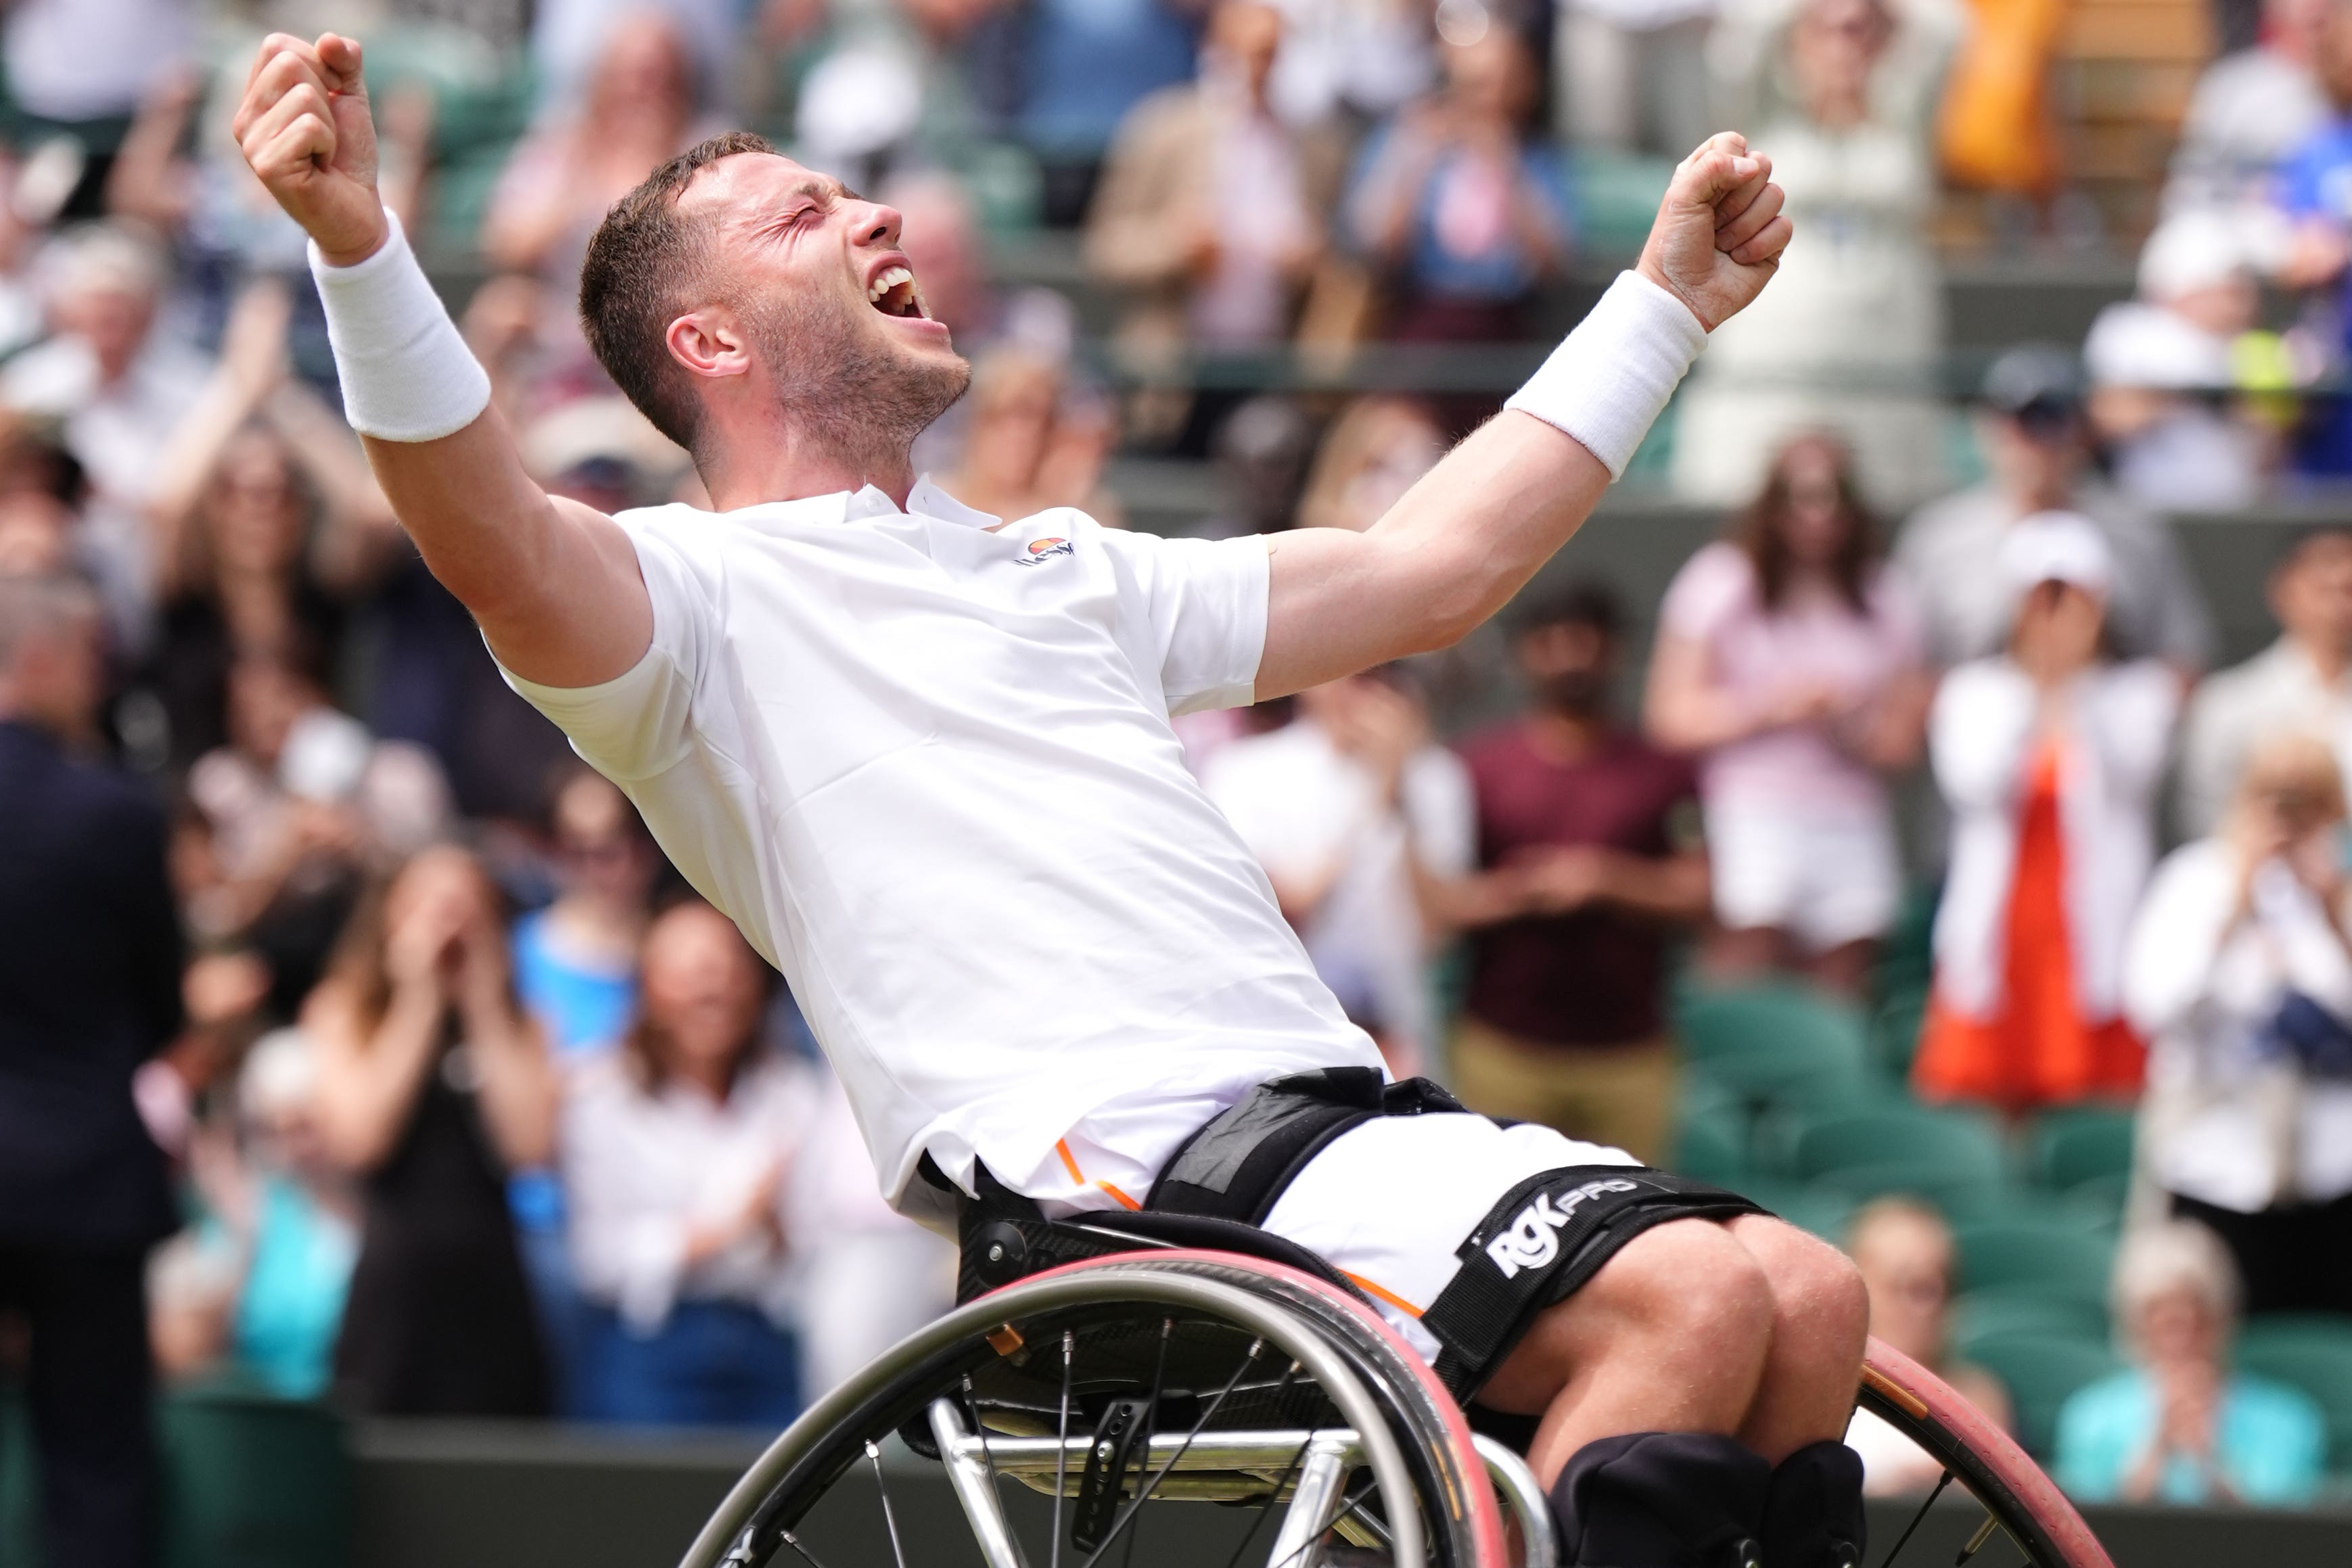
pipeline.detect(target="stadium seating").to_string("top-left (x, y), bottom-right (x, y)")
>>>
top-left (1954, 1218), bottom-right (2118, 1314)
top-left (2026, 1107), bottom-right (2138, 1195)
top-left (1674, 983), bottom-right (1877, 1109)
top-left (1952, 1293), bottom-right (2111, 1353)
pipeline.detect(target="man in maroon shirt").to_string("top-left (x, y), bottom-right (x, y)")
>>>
top-left (1441, 580), bottom-right (1709, 1163)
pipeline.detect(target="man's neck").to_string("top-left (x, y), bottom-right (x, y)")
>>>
top-left (2293, 632), bottom-right (2352, 686)
top-left (1523, 705), bottom-right (1610, 762)
top-left (700, 421), bottom-right (919, 512)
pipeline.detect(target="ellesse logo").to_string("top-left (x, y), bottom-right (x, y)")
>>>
top-left (1016, 536), bottom-right (1074, 566)
top-left (1483, 1178), bottom-right (1641, 1278)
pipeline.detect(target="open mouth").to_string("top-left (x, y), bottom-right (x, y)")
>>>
top-left (867, 264), bottom-right (928, 320)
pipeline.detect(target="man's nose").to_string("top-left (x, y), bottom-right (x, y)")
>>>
top-left (852, 200), bottom-right (903, 250)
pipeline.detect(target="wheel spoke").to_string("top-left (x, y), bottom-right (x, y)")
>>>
top-left (1122, 1318), bottom-right (1176, 1568)
top-left (1212, 1364), bottom-right (1307, 1568)
top-left (1953, 1511), bottom-right (2000, 1567)
top-left (1877, 1469), bottom-right (1953, 1568)
top-left (866, 1439), bottom-right (911, 1568)
top-left (1052, 1329), bottom-right (1076, 1568)
top-left (776, 1529), bottom-right (835, 1568)
top-left (1079, 1338), bottom-right (1267, 1568)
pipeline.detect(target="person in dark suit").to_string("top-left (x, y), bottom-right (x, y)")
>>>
top-left (0, 572), bottom-right (183, 1568)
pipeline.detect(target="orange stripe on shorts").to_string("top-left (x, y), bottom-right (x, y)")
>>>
top-left (1340, 1270), bottom-right (1424, 1318)
top-left (1055, 1138), bottom-right (1084, 1184)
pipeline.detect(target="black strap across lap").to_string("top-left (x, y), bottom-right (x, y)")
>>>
top-left (1145, 1067), bottom-right (1467, 1223)
top-left (936, 1073), bottom-right (1768, 1404)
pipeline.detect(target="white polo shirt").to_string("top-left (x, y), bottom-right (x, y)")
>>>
top-left (501, 480), bottom-right (1379, 1225)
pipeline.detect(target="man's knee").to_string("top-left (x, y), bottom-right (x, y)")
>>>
top-left (1596, 1218), bottom-right (1778, 1352)
top-left (1739, 1218), bottom-right (1870, 1357)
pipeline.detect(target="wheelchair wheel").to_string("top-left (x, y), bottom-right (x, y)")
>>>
top-left (679, 1251), bottom-right (2113, 1568)
top-left (1855, 1338), bottom-right (2114, 1568)
top-left (678, 1250), bottom-right (1525, 1568)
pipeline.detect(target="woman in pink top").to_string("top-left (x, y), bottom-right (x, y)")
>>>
top-left (1646, 434), bottom-right (1931, 996)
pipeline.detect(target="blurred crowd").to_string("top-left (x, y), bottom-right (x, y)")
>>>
top-left (14, 0), bottom-right (2352, 1559)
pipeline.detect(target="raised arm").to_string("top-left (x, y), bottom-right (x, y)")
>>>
top-left (1257, 135), bottom-right (1791, 699)
top-left (233, 32), bottom-right (651, 689)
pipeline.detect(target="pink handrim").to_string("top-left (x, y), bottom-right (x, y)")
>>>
top-left (988, 1248), bottom-right (1515, 1567)
top-left (1862, 1336), bottom-right (2114, 1568)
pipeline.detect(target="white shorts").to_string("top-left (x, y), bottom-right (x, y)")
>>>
top-left (1705, 799), bottom-right (1901, 954)
top-left (1258, 1114), bottom-right (1638, 1361)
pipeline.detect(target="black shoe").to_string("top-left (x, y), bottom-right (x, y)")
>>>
top-left (1761, 1441), bottom-right (1866, 1568)
top-left (1548, 1431), bottom-right (1772, 1568)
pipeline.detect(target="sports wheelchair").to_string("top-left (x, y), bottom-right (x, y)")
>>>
top-left (679, 1215), bottom-right (2112, 1568)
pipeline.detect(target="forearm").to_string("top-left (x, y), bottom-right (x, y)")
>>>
top-left (461, 993), bottom-right (557, 1169)
top-left (1592, 850), bottom-right (1711, 923)
top-left (314, 211), bottom-right (652, 685)
top-left (317, 984), bottom-right (444, 1170)
top-left (1259, 272), bottom-right (1703, 696)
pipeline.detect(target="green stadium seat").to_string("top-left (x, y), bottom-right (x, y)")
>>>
top-left (1952, 1292), bottom-right (2109, 1356)
top-left (2027, 1107), bottom-right (2138, 1194)
top-left (1668, 1107), bottom-right (1748, 1185)
top-left (1814, 1163), bottom-right (2007, 1222)
top-left (1732, 1178), bottom-right (1857, 1245)
top-left (1869, 986), bottom-right (1927, 1080)
top-left (2238, 1312), bottom-right (2352, 1358)
top-left (1954, 1218), bottom-right (2117, 1312)
top-left (2233, 1339), bottom-right (2352, 1471)
top-left (1962, 1331), bottom-right (2123, 1459)
top-left (1675, 984), bottom-right (1876, 1109)
top-left (1565, 151), bottom-right (1676, 254)
top-left (1780, 1103), bottom-right (2008, 1187)
top-left (159, 1385), bottom-right (350, 1568)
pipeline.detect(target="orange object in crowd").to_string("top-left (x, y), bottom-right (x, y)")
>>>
top-left (1936, 0), bottom-right (2065, 198)
top-left (1915, 743), bottom-right (2146, 1110)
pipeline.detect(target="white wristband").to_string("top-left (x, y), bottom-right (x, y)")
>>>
top-left (308, 210), bottom-right (492, 443)
top-left (1503, 271), bottom-right (1707, 481)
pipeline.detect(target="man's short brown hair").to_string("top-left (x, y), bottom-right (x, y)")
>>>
top-left (578, 131), bottom-right (775, 453)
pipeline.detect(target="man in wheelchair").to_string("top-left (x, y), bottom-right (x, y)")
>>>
top-left (236, 29), bottom-right (1866, 1567)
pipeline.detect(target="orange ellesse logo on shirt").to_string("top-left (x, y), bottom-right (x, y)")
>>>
top-left (1017, 536), bottom-right (1074, 566)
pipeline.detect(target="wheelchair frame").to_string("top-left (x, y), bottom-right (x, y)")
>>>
top-left (680, 1248), bottom-right (2115, 1568)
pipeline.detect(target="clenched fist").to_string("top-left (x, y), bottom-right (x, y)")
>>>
top-left (1636, 132), bottom-right (1793, 333)
top-left (233, 32), bottom-right (388, 267)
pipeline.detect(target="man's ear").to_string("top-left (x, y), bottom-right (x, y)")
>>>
top-left (666, 309), bottom-right (752, 382)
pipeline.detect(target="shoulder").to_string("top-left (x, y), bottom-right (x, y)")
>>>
top-left (2147, 837), bottom-right (2236, 902)
top-left (1937, 658), bottom-right (2025, 705)
top-left (2228, 1373), bottom-right (2327, 1432)
top-left (2097, 659), bottom-right (2186, 718)
top-left (1660, 541), bottom-right (1757, 632)
top-left (1615, 731), bottom-right (1699, 797)
top-left (1894, 487), bottom-right (1997, 563)
top-left (1456, 720), bottom-right (1529, 775)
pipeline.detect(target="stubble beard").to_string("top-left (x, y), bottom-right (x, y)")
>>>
top-left (748, 285), bottom-right (971, 476)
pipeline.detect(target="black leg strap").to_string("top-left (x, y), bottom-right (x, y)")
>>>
top-left (1550, 1431), bottom-right (1770, 1568)
top-left (1423, 1167), bottom-right (1766, 1401)
top-left (1761, 1441), bottom-right (1866, 1568)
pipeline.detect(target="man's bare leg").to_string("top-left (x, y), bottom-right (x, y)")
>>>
top-left (1479, 1218), bottom-right (1782, 1485)
top-left (1474, 1212), bottom-right (1869, 1565)
top-left (1727, 1214), bottom-right (1872, 1462)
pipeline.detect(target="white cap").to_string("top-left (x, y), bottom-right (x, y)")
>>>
top-left (2138, 211), bottom-right (2250, 301)
top-left (2002, 510), bottom-right (2113, 598)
